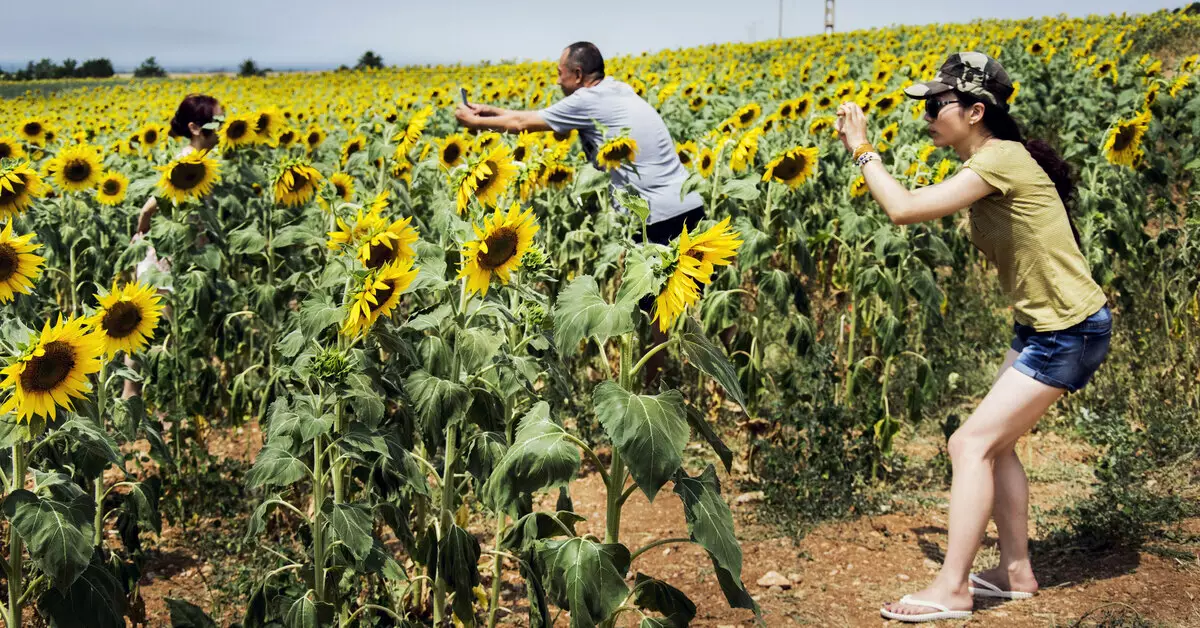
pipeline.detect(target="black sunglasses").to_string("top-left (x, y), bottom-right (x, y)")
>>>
top-left (924, 98), bottom-right (959, 119)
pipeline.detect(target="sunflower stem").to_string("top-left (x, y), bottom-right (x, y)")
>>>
top-left (94, 360), bottom-right (110, 547)
top-left (432, 421), bottom-right (459, 626)
top-left (8, 440), bottom-right (27, 628)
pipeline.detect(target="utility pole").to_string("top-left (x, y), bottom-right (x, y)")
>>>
top-left (824, 0), bottom-right (835, 35)
top-left (778, 0), bottom-right (783, 39)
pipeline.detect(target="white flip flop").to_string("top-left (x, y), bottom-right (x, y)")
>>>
top-left (880, 595), bottom-right (973, 622)
top-left (968, 573), bottom-right (1036, 600)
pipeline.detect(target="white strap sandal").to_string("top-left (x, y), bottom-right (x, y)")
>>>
top-left (880, 595), bottom-right (973, 622)
top-left (969, 573), bottom-right (1036, 600)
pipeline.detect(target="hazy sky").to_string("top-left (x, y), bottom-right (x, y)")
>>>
top-left (3, 0), bottom-right (1187, 70)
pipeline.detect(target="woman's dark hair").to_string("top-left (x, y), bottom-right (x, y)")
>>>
top-left (955, 91), bottom-right (1080, 245)
top-left (169, 93), bottom-right (219, 138)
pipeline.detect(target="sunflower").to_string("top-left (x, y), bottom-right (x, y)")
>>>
top-left (157, 149), bottom-right (220, 204)
top-left (220, 114), bottom-right (257, 148)
top-left (458, 202), bottom-right (539, 296)
top-left (676, 141), bottom-right (697, 169)
top-left (0, 222), bottom-right (45, 303)
top-left (88, 281), bottom-right (164, 357)
top-left (1027, 40), bottom-right (1049, 56)
top-left (878, 122), bottom-right (900, 152)
top-left (0, 316), bottom-right (103, 422)
top-left (327, 198), bottom-right (388, 252)
top-left (731, 102), bottom-right (761, 129)
top-left (933, 159), bottom-right (954, 184)
top-left (0, 161), bottom-right (48, 220)
top-left (512, 133), bottom-right (540, 163)
top-left (541, 163), bottom-right (574, 189)
top-left (815, 94), bottom-right (835, 110)
top-left (1169, 74), bottom-right (1191, 98)
top-left (456, 144), bottom-right (517, 214)
top-left (391, 158), bottom-right (413, 185)
top-left (342, 259), bottom-right (419, 337)
top-left (809, 116), bottom-right (836, 137)
top-left (95, 171), bottom-right (128, 206)
top-left (304, 125), bottom-right (327, 151)
top-left (139, 124), bottom-right (165, 150)
top-left (272, 158), bottom-right (323, 207)
top-left (392, 107), bottom-right (432, 157)
top-left (0, 136), bottom-right (26, 161)
top-left (46, 144), bottom-right (102, 193)
top-left (697, 146), bottom-right (717, 178)
top-left (473, 131), bottom-right (502, 153)
top-left (1103, 109), bottom-right (1151, 167)
top-left (253, 108), bottom-right (282, 143)
top-left (342, 135), bottom-right (367, 164)
top-left (438, 134), bottom-right (469, 169)
top-left (596, 136), bottom-right (639, 171)
top-left (652, 217), bottom-right (742, 332)
top-left (762, 146), bottom-right (820, 188)
top-left (850, 175), bottom-right (868, 198)
top-left (276, 128), bottom-right (298, 147)
top-left (688, 95), bottom-right (706, 111)
top-left (357, 214), bottom-right (419, 270)
top-left (1094, 59), bottom-right (1118, 84)
top-left (729, 128), bottom-right (762, 173)
top-left (873, 92), bottom-right (901, 117)
top-left (18, 118), bottom-right (47, 144)
top-left (324, 172), bottom-right (355, 204)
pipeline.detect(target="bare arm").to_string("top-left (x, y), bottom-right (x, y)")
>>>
top-left (859, 162), bottom-right (996, 225)
top-left (454, 103), bottom-right (551, 134)
top-left (136, 196), bottom-right (158, 235)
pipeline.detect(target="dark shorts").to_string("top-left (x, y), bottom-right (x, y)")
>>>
top-left (640, 206), bottom-right (706, 245)
top-left (1010, 305), bottom-right (1112, 393)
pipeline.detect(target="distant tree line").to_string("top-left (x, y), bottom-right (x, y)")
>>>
top-left (1, 57), bottom-right (115, 81)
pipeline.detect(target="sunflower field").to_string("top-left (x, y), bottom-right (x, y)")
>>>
top-left (0, 7), bottom-right (1197, 627)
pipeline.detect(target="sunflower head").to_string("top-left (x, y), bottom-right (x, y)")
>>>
top-left (0, 137), bottom-right (25, 161)
top-left (157, 149), bottom-right (221, 204)
top-left (0, 161), bottom-right (49, 220)
top-left (541, 163), bottom-right (574, 189)
top-left (1104, 110), bottom-right (1152, 168)
top-left (220, 114), bottom-right (257, 148)
top-left (697, 147), bottom-right (716, 178)
top-left (341, 135), bottom-right (367, 164)
top-left (1, 316), bottom-right (103, 422)
top-left (652, 217), bottom-right (742, 332)
top-left (272, 158), bottom-right (323, 207)
top-left (19, 119), bottom-right (47, 144)
top-left (47, 144), bottom-right (103, 193)
top-left (330, 172), bottom-right (356, 203)
top-left (457, 202), bottom-right (539, 296)
top-left (597, 136), bottom-right (638, 171)
top-left (342, 259), bottom-right (419, 337)
top-left (762, 146), bottom-right (819, 189)
top-left (305, 125), bottom-right (327, 151)
top-left (456, 144), bottom-right (517, 215)
top-left (675, 141), bottom-right (697, 169)
top-left (95, 171), bottom-right (129, 206)
top-left (0, 222), bottom-right (45, 303)
top-left (439, 135), bottom-right (469, 169)
top-left (88, 281), bottom-right (164, 357)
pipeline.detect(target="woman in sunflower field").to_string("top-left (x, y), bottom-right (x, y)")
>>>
top-left (836, 52), bottom-right (1112, 623)
top-left (123, 93), bottom-right (222, 398)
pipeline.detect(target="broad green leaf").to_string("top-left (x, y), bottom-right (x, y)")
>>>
top-left (632, 573), bottom-right (697, 627)
top-left (299, 293), bottom-right (345, 338)
top-left (327, 501), bottom-right (374, 561)
top-left (37, 552), bottom-right (126, 628)
top-left (615, 246), bottom-right (665, 309)
top-left (2, 489), bottom-right (94, 590)
top-left (482, 402), bottom-right (580, 515)
top-left (111, 395), bottom-right (146, 441)
top-left (552, 275), bottom-right (634, 355)
top-left (573, 163), bottom-right (609, 197)
top-left (684, 405), bottom-right (733, 473)
top-left (246, 444), bottom-right (309, 488)
top-left (62, 418), bottom-right (123, 478)
top-left (465, 431), bottom-right (507, 485)
top-left (405, 370), bottom-right (471, 429)
top-left (680, 318), bottom-right (747, 412)
top-left (720, 176), bottom-right (761, 201)
top-left (273, 224), bottom-right (323, 249)
top-left (404, 303), bottom-right (454, 331)
top-left (501, 511), bottom-right (586, 552)
top-left (593, 382), bottom-right (688, 502)
top-left (614, 187), bottom-right (650, 222)
top-left (228, 225), bottom-right (267, 254)
top-left (457, 326), bottom-right (504, 373)
top-left (283, 591), bottom-right (321, 628)
top-left (277, 329), bottom-right (305, 358)
top-left (167, 597), bottom-right (219, 628)
top-left (537, 537), bottom-right (631, 628)
top-left (439, 524), bottom-right (482, 624)
top-left (672, 466), bottom-right (757, 612)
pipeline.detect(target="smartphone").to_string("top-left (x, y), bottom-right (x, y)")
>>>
top-left (460, 87), bottom-right (469, 106)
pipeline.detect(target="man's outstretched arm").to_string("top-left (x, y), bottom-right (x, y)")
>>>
top-left (455, 103), bottom-right (552, 134)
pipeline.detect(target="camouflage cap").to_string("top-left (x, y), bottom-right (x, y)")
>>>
top-left (904, 51), bottom-right (1014, 107)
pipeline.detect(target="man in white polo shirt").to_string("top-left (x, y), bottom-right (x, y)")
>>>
top-left (453, 41), bottom-right (704, 244)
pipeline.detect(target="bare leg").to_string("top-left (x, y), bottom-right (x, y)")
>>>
top-left (884, 365), bottom-right (1063, 616)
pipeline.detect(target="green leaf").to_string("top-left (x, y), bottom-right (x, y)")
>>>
top-left (501, 511), bottom-right (586, 552)
top-left (457, 327), bottom-right (504, 373)
top-left (246, 444), bottom-right (310, 489)
top-left (405, 370), bottom-right (471, 429)
top-left (684, 405), bottom-right (733, 473)
top-left (327, 501), bottom-right (374, 561)
top-left (537, 537), bottom-right (631, 628)
top-left (573, 163), bottom-right (610, 197)
top-left (277, 329), bottom-right (305, 358)
top-left (298, 293), bottom-right (345, 339)
top-left (632, 573), bottom-right (697, 627)
top-left (61, 418), bottom-right (123, 478)
top-left (593, 382), bottom-right (688, 502)
top-left (404, 303), bottom-right (454, 331)
top-left (273, 224), bottom-right (323, 249)
top-left (283, 591), bottom-right (321, 628)
top-left (615, 246), bottom-right (665, 309)
top-left (672, 466), bottom-right (757, 612)
top-left (266, 396), bottom-right (333, 446)
top-left (228, 225), bottom-right (267, 255)
top-left (614, 187), bottom-right (650, 222)
top-left (679, 318), bottom-right (747, 412)
top-left (439, 524), bottom-right (482, 624)
top-left (552, 275), bottom-right (634, 356)
top-left (720, 176), bottom-right (761, 201)
top-left (482, 402), bottom-right (580, 516)
top-left (37, 552), bottom-right (126, 628)
top-left (2, 489), bottom-right (94, 590)
top-left (167, 597), bottom-right (219, 628)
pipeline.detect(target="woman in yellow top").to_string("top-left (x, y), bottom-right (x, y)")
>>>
top-left (836, 52), bottom-right (1111, 623)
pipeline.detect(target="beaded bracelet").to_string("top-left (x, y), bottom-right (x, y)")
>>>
top-left (855, 152), bottom-right (881, 167)
top-left (851, 143), bottom-right (876, 161)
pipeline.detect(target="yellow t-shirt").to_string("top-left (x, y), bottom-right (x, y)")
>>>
top-left (964, 140), bottom-right (1106, 331)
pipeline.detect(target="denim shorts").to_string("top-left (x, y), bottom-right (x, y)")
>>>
top-left (1010, 305), bottom-right (1112, 393)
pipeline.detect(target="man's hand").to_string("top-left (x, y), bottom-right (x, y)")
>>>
top-left (468, 103), bottom-right (502, 117)
top-left (454, 103), bottom-right (481, 128)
